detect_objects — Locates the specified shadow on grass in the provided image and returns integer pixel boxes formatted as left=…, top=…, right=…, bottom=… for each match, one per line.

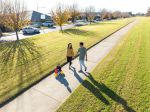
left=69, top=67, right=135, bottom=111
left=70, top=67, right=110, bottom=105
left=23, top=32, right=40, bottom=36
left=87, top=73, right=136, bottom=112
left=0, top=39, right=43, bottom=103
left=63, top=28, right=96, bottom=37
left=97, top=22, right=117, bottom=25
left=0, top=39, right=42, bottom=72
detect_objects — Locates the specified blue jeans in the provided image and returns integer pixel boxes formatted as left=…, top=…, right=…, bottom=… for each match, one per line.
left=79, top=60, right=87, bottom=70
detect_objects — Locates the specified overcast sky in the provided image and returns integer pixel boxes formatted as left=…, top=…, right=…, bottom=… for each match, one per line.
left=24, top=0, right=150, bottom=14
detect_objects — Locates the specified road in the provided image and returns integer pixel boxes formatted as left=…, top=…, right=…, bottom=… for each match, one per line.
left=0, top=24, right=74, bottom=41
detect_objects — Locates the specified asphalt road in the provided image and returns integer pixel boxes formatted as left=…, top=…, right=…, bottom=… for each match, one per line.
left=0, top=24, right=74, bottom=41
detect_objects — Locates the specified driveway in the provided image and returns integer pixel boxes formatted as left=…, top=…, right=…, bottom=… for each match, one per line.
left=0, top=24, right=74, bottom=41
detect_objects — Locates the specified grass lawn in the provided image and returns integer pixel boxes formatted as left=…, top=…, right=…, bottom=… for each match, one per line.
left=57, top=17, right=150, bottom=112
left=0, top=18, right=132, bottom=105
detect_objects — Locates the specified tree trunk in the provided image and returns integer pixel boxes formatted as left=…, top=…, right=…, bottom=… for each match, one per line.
left=15, top=30, right=19, bottom=40
left=60, top=25, right=63, bottom=32
left=72, top=17, right=75, bottom=24
left=0, top=28, right=2, bottom=38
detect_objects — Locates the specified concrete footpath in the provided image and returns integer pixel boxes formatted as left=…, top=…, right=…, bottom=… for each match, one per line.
left=0, top=20, right=137, bottom=112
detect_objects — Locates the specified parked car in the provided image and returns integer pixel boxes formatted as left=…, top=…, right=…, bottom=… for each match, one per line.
left=75, top=22, right=85, bottom=26
left=95, top=18, right=101, bottom=21
left=42, top=21, right=54, bottom=27
left=75, top=20, right=88, bottom=26
left=22, top=26, right=40, bottom=35
left=93, top=20, right=99, bottom=23
left=31, top=23, right=41, bottom=28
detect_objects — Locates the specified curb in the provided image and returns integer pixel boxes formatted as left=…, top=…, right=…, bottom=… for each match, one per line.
left=0, top=20, right=135, bottom=108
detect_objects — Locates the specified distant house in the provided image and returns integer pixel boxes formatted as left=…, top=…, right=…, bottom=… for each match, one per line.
left=27, top=11, right=52, bottom=26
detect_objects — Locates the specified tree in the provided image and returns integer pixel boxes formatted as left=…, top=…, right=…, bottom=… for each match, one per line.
left=2, top=0, right=29, bottom=40
left=100, top=9, right=108, bottom=20
left=52, top=4, right=69, bottom=32
left=107, top=11, right=113, bottom=19
left=0, top=0, right=5, bottom=37
left=69, top=3, right=80, bottom=23
left=85, top=6, right=95, bottom=24
left=146, top=7, right=150, bottom=16
left=121, top=12, right=131, bottom=18
left=112, top=11, right=122, bottom=19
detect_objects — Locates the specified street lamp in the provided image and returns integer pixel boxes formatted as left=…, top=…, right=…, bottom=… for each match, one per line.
left=36, top=0, right=45, bottom=12
left=36, top=0, right=38, bottom=11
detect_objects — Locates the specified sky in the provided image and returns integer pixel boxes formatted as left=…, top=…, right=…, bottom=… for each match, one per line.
left=24, top=0, right=150, bottom=14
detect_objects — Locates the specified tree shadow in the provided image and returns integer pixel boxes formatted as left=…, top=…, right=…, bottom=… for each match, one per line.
left=0, top=39, right=43, bottom=103
left=56, top=74, right=72, bottom=93
left=0, top=39, right=42, bottom=72
left=23, top=32, right=40, bottom=36
left=91, top=22, right=117, bottom=26
left=63, top=28, right=97, bottom=37
left=70, top=67, right=110, bottom=105
left=86, top=73, right=136, bottom=112
left=93, top=22, right=117, bottom=25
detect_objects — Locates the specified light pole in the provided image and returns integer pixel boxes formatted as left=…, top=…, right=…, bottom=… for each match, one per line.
left=36, top=0, right=38, bottom=11
left=36, top=0, right=45, bottom=12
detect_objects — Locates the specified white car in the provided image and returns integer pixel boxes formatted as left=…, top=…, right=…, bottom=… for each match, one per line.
left=42, top=21, right=54, bottom=27
left=75, top=21, right=88, bottom=26
left=22, top=26, right=40, bottom=35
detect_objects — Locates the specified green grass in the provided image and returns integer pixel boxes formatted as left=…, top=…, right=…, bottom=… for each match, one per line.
left=57, top=17, right=150, bottom=112
left=0, top=18, right=132, bottom=104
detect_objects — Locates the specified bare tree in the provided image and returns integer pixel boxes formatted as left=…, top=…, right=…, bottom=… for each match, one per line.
left=107, top=11, right=113, bottom=19
left=69, top=3, right=80, bottom=24
left=52, top=4, right=70, bottom=32
left=85, top=6, right=95, bottom=24
left=2, top=0, right=29, bottom=40
left=0, top=0, right=5, bottom=37
left=146, top=7, right=150, bottom=16
left=121, top=12, right=131, bottom=18
left=100, top=9, right=108, bottom=20
left=112, top=11, right=122, bottom=19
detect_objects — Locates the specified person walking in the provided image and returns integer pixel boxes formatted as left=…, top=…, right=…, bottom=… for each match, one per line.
left=67, top=43, right=74, bottom=69
left=77, top=42, right=87, bottom=72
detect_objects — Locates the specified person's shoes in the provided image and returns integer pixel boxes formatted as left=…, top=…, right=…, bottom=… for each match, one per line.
left=85, top=67, right=87, bottom=71
left=79, top=70, right=82, bottom=73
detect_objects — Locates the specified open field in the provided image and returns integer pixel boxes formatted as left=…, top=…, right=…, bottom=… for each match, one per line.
left=57, top=17, right=150, bottom=112
left=0, top=19, right=132, bottom=104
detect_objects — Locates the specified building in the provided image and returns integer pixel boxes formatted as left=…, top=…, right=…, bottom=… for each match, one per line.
left=27, top=11, right=52, bottom=26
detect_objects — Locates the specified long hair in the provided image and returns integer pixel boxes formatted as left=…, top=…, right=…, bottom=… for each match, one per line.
left=67, top=43, right=72, bottom=49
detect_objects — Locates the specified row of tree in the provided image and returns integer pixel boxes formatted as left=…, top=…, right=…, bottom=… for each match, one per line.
left=146, top=7, right=150, bottom=16
left=52, top=4, right=132, bottom=31
left=100, top=9, right=132, bottom=19
left=0, top=0, right=132, bottom=40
